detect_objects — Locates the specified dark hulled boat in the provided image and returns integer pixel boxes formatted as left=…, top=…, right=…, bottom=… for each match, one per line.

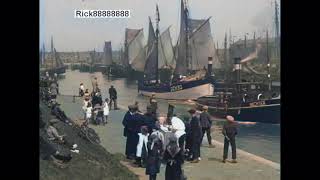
left=196, top=30, right=280, bottom=124
left=196, top=82, right=280, bottom=124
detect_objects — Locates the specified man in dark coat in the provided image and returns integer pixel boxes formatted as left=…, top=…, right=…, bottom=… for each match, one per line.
left=149, top=94, right=158, bottom=117
left=122, top=105, right=144, bottom=160
left=188, top=108, right=202, bottom=163
left=91, top=94, right=99, bottom=108
left=183, top=117, right=192, bottom=160
left=222, top=115, right=238, bottom=163
left=143, top=105, right=157, bottom=134
left=200, top=106, right=215, bottom=148
left=109, top=85, right=118, bottom=110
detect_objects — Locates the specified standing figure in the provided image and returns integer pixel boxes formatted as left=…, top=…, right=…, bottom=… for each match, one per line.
left=200, top=106, right=215, bottom=147
left=54, top=73, right=58, bottom=82
left=188, top=108, right=202, bottom=163
left=79, top=83, right=85, bottom=97
left=143, top=105, right=158, bottom=134
left=85, top=102, right=93, bottom=125
left=92, top=77, right=98, bottom=92
left=122, top=105, right=139, bottom=159
left=109, top=85, right=118, bottom=110
left=168, top=115, right=186, bottom=150
left=135, top=126, right=149, bottom=167
left=146, top=133, right=163, bottom=180
left=163, top=137, right=184, bottom=180
left=84, top=89, right=90, bottom=99
left=222, top=115, right=238, bottom=163
left=103, top=98, right=109, bottom=125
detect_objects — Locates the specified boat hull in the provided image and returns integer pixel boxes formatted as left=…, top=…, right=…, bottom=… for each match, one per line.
left=138, top=78, right=214, bottom=100
left=41, top=66, right=67, bottom=76
left=196, top=97, right=280, bottom=124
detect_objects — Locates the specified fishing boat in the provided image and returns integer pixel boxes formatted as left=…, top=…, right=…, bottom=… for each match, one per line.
left=138, top=0, right=218, bottom=100
left=196, top=31, right=280, bottom=124
left=108, top=28, right=146, bottom=79
left=41, top=37, right=67, bottom=76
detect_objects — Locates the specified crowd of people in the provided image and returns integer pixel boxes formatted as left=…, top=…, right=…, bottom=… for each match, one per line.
left=121, top=93, right=243, bottom=180
left=40, top=73, right=245, bottom=179
left=79, top=77, right=119, bottom=126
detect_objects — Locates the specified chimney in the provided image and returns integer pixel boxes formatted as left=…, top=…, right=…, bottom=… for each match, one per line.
left=208, top=57, right=213, bottom=76
left=233, top=57, right=241, bottom=83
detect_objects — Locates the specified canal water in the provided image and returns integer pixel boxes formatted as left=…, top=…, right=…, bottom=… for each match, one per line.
left=58, top=70, right=280, bottom=163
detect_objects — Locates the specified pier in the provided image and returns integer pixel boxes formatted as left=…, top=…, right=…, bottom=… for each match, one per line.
left=57, top=94, right=280, bottom=180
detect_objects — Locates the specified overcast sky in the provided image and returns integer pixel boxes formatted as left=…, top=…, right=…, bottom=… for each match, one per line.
left=40, top=0, right=280, bottom=52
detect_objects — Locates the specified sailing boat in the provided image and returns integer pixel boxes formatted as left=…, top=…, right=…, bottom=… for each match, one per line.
left=108, top=28, right=146, bottom=78
left=137, top=1, right=215, bottom=100
left=42, top=36, right=66, bottom=75
left=91, top=41, right=113, bottom=73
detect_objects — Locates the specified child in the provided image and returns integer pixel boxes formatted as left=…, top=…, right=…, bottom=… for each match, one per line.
left=79, top=83, right=85, bottom=97
left=103, top=98, right=110, bottom=125
left=85, top=102, right=93, bottom=125
left=163, top=136, right=184, bottom=180
left=135, top=126, right=149, bottom=167
left=222, top=115, right=238, bottom=163
left=146, top=133, right=163, bottom=180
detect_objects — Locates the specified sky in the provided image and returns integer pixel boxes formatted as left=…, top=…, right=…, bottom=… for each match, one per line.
left=40, top=0, right=280, bottom=52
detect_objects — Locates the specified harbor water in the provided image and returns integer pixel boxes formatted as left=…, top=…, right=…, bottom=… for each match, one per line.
left=58, top=70, right=280, bottom=163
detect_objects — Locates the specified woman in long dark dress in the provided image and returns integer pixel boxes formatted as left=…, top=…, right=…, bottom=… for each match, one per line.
left=163, top=137, right=184, bottom=180
left=146, top=134, right=163, bottom=180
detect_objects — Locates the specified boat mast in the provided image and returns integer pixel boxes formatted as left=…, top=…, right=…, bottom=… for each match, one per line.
left=155, top=5, right=160, bottom=84
left=51, top=36, right=54, bottom=69
left=266, top=29, right=272, bottom=92
left=124, top=29, right=128, bottom=67
left=184, top=0, right=191, bottom=72
left=223, top=32, right=228, bottom=81
left=274, top=0, right=280, bottom=58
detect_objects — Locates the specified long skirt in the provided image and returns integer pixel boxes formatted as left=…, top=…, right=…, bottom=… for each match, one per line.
left=125, top=131, right=139, bottom=157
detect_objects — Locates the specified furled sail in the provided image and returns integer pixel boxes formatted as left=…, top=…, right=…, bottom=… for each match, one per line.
left=189, top=18, right=221, bottom=70
left=128, top=29, right=146, bottom=72
left=103, top=41, right=113, bottom=65
left=158, top=26, right=175, bottom=69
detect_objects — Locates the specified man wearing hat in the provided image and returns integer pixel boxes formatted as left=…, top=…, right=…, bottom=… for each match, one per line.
left=143, top=104, right=157, bottom=134
left=109, top=85, right=118, bottom=110
left=188, top=108, right=202, bottom=163
left=222, top=115, right=238, bottom=163
left=200, top=106, right=215, bottom=148
left=122, top=104, right=142, bottom=160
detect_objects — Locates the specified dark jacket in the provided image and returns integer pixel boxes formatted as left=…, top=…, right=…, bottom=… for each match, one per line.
left=200, top=111, right=212, bottom=128
left=190, top=116, right=202, bottom=143
left=146, top=138, right=163, bottom=175
left=163, top=147, right=184, bottom=180
left=222, top=121, right=238, bottom=138
left=143, top=113, right=157, bottom=134
left=109, top=87, right=117, bottom=99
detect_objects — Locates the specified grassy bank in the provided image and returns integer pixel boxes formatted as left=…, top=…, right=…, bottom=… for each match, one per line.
left=39, top=102, right=138, bottom=180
